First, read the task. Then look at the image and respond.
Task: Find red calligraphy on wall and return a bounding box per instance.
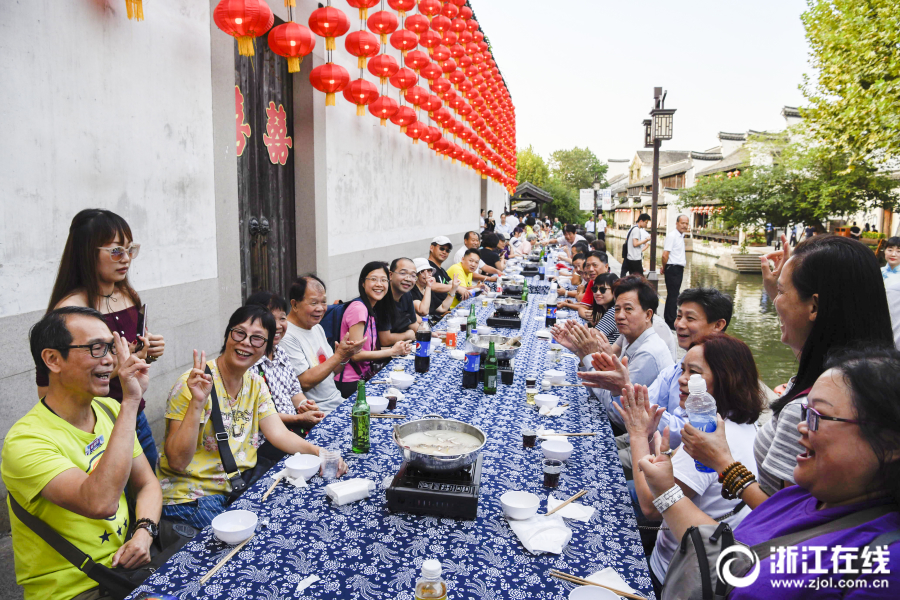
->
[262,102,292,165]
[235,86,251,157]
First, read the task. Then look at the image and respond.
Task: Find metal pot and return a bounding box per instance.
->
[465,334,522,360]
[393,415,487,472]
[492,298,526,314]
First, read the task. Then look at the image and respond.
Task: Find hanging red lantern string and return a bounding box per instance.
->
[440,2,458,19]
[459,5,472,20]
[308,4,350,51]
[459,29,473,44]
[369,95,400,125]
[309,62,350,105]
[346,0,380,20]
[449,17,466,33]
[417,0,441,20]
[467,20,479,33]
[268,20,316,72]
[367,10,399,44]
[390,105,417,132]
[390,28,418,57]
[125,0,144,21]
[345,30,380,68]
[214,0,274,57]
[368,53,400,84]
[387,0,416,18]
[343,78,380,116]
[449,43,465,59]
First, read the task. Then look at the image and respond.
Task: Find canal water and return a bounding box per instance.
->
[603,236,797,389]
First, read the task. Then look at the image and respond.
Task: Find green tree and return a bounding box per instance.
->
[801,0,900,162]
[676,133,896,229]
[548,147,607,191]
[542,177,586,224]
[516,145,550,188]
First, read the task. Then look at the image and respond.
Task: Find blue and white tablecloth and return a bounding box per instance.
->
[130,287,653,600]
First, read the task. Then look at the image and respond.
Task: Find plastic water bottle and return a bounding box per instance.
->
[415,559,447,599]
[684,374,717,472]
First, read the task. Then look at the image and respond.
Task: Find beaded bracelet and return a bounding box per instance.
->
[719,462,741,482]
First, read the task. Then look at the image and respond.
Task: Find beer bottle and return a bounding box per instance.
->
[351,380,370,453]
[466,306,477,337]
[521,279,528,303]
[484,341,498,395]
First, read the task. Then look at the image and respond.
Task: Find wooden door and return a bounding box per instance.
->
[235,17,297,302]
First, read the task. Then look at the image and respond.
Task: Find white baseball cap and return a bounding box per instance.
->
[431,236,452,247]
[413,258,432,273]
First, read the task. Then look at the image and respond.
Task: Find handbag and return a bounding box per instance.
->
[661,504,898,600]
[205,365,280,505]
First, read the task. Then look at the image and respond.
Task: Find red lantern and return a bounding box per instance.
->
[420,62,443,84]
[389,67,418,90]
[440,3,459,19]
[417,0,441,19]
[422,94,443,116]
[448,69,466,87]
[404,85,429,107]
[367,53,400,84]
[449,17,466,33]
[404,50,430,73]
[214,0,274,57]
[389,29,419,56]
[467,19,479,32]
[430,77,452,95]
[460,6,472,20]
[387,0,416,18]
[405,13,430,34]
[406,120,426,143]
[449,43,465,59]
[267,21,315,72]
[369,95,400,125]
[345,30,380,68]
[442,30,458,46]
[346,0,380,20]
[458,55,472,69]
[343,78,379,116]
[390,105,417,132]
[418,29,442,53]
[367,10,399,44]
[440,58,457,74]
[421,125,442,147]
[430,15,451,35]
[432,45,451,64]
[308,6,350,51]
[459,30,473,44]
[309,62,350,106]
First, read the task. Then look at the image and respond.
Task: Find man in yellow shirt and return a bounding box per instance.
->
[445,249,483,308]
[2,307,161,600]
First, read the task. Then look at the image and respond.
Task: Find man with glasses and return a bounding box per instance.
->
[378,258,421,346]
[2,307,162,600]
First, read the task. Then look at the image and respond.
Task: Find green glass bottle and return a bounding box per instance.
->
[351,380,370,453]
[484,341,498,395]
[466,306,477,338]
[521,279,528,303]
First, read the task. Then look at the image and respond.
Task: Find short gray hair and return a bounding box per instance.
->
[677,214,689,223]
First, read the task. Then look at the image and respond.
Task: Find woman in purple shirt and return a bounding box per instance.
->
[635,346,900,598]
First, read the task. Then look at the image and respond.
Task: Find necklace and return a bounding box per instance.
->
[100,290,118,313]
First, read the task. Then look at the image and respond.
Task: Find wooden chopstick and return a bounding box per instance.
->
[260,474,283,502]
[371,414,406,419]
[550,570,644,600]
[553,382,585,387]
[547,432,596,437]
[545,490,587,516]
[199,535,254,584]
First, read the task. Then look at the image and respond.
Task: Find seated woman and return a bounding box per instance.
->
[590,272,619,344]
[158,305,346,529]
[337,261,412,398]
[410,258,460,320]
[638,347,900,598]
[246,291,326,458]
[616,333,765,590]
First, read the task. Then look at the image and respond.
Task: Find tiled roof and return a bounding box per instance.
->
[695,147,749,176]
[782,106,801,118]
[512,181,553,203]
[718,132,747,142]
[691,151,723,161]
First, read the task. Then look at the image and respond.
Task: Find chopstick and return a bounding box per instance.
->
[553,382,585,387]
[550,570,644,600]
[371,414,406,419]
[546,432,596,437]
[260,474,283,502]
[199,535,255,584]
[545,489,588,516]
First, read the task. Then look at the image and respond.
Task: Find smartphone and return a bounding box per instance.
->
[134,304,148,351]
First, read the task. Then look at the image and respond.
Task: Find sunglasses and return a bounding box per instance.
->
[98,244,141,262]
[800,402,862,432]
[593,286,608,295]
[437,245,452,252]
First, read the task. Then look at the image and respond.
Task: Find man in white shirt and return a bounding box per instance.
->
[597,216,607,241]
[621,213,651,276]
[495,213,511,238]
[506,212,519,231]
[661,214,689,329]
[280,275,365,414]
[584,219,595,234]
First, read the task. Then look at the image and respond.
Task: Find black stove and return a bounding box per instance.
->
[487,309,522,328]
[386,454,483,520]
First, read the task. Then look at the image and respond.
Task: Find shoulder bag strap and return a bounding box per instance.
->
[623,227,636,258]
[751,504,897,561]
[204,365,247,496]
[8,492,98,574]
[96,400,117,424]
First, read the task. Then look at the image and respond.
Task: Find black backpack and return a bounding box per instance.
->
[622,226,637,260]
[320,297,363,350]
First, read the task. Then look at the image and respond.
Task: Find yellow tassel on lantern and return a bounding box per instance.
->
[285,0,295,6]
[413,139,419,144]
[481,173,487,179]
[380,33,388,44]
[357,105,366,116]
[287,56,303,73]
[399,10,407,18]
[125,0,144,21]
[380,118,388,126]
[401,125,408,133]
[358,56,367,69]
[326,37,336,51]
[379,76,389,85]
[326,93,336,106]
[237,36,255,56]
[360,8,369,20]
[428,47,434,56]
[428,143,434,149]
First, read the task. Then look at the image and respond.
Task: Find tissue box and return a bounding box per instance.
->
[324,478,376,506]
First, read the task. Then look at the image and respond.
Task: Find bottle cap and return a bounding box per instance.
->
[421,559,442,578]
[688,374,707,394]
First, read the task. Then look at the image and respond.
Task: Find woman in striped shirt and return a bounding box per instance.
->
[591,273,620,345]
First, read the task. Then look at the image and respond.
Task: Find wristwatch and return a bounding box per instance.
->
[134,518,159,539]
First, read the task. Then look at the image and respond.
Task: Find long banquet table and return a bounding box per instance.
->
[130,280,654,599]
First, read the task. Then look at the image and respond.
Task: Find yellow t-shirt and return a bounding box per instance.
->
[158,360,277,505]
[1,397,142,600]
[445,263,474,308]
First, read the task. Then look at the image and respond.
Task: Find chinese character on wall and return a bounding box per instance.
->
[263,101,292,166]
[235,86,251,157]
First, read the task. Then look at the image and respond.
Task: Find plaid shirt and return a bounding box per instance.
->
[253,346,302,415]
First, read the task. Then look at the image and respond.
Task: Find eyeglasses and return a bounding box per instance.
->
[593,286,608,294]
[97,244,141,262]
[229,328,268,348]
[365,277,389,285]
[436,245,452,252]
[800,403,862,432]
[393,270,417,280]
[58,342,117,358]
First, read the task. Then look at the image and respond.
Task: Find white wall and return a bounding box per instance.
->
[0,0,218,318]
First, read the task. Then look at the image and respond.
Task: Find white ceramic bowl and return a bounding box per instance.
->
[285,454,322,480]
[500,490,540,520]
[486,291,499,298]
[542,439,574,461]
[456,308,469,317]
[211,509,258,544]
[476,325,492,335]
[545,369,566,384]
[367,396,389,414]
[535,393,560,410]
[391,372,415,390]
[569,586,618,600]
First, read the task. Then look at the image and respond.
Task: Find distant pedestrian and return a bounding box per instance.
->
[597,214,607,241]
[850,221,861,240]
[765,222,775,246]
[789,225,798,247]
[661,215,689,329]
[804,224,816,240]
[621,213,651,276]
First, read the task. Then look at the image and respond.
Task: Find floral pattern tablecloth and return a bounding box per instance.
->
[130,284,653,600]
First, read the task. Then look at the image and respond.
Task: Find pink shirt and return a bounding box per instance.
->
[339,300,377,383]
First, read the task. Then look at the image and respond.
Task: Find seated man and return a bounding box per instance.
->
[378,257,420,346]
[541,224,586,263]
[446,250,483,308]
[429,236,472,305]
[3,307,161,600]
[453,231,499,284]
[558,253,586,299]
[559,251,608,319]
[479,233,507,273]
[159,305,347,529]
[278,275,364,414]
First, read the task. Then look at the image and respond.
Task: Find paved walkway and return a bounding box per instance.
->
[0,535,24,600]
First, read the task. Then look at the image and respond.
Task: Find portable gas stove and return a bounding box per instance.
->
[486,308,522,328]
[385,454,483,520]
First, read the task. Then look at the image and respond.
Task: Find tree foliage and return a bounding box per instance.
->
[541,178,585,224]
[548,147,607,191]
[801,0,900,162]
[676,133,896,229]
[515,145,550,188]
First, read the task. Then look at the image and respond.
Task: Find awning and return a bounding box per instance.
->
[511,200,536,212]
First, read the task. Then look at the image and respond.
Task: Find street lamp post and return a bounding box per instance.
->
[643,87,676,292]
[592,176,601,235]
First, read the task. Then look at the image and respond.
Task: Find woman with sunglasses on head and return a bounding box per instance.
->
[637,347,900,598]
[158,305,346,529]
[590,272,620,344]
[336,262,412,398]
[41,208,165,470]
[680,235,893,511]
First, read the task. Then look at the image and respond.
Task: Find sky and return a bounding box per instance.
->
[471,0,812,163]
